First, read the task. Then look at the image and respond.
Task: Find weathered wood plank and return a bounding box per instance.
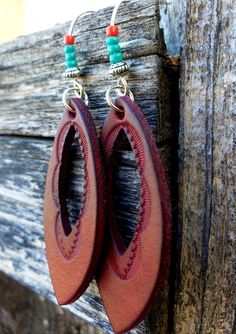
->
[0,55,173,143]
[176,0,236,333]
[159,0,186,55]
[0,0,179,332]
[0,0,172,143]
[0,135,173,333]
[0,272,102,334]
[0,136,120,333]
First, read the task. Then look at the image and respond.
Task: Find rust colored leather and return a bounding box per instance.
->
[97,96,171,333]
[44,98,105,305]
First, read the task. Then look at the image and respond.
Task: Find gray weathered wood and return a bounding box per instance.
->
[0,0,177,333]
[175,0,236,333]
[0,272,102,334]
[159,0,186,55]
[0,135,173,334]
[0,0,170,142]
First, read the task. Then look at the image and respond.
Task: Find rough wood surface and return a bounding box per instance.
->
[0,135,173,333]
[0,272,101,334]
[159,0,186,55]
[0,0,178,333]
[176,0,236,333]
[0,0,171,141]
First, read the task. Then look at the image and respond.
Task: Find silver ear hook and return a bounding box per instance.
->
[62,11,95,111]
[64,11,95,79]
[110,1,123,25]
[68,11,95,35]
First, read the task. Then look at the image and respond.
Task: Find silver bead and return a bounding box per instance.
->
[63,67,81,79]
[109,62,130,76]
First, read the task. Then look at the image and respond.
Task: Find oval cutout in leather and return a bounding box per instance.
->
[58,125,84,235]
[110,129,141,249]
[60,126,85,231]
[97,96,171,333]
[44,98,105,305]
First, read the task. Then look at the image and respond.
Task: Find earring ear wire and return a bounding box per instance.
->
[105,2,133,110]
[110,0,123,26]
[63,11,95,79]
[62,11,95,110]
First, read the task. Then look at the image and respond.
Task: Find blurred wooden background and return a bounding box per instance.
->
[0,274,102,334]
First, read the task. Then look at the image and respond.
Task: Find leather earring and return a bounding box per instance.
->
[97,4,171,333]
[44,12,105,305]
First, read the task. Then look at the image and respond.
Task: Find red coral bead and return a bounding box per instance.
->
[106,25,119,37]
[64,35,74,45]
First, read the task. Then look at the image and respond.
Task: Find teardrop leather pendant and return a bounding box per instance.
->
[44,98,105,305]
[97,96,171,333]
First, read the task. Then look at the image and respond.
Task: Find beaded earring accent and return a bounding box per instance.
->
[106,23,130,76]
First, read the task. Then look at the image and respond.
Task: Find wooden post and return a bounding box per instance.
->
[175,1,236,333]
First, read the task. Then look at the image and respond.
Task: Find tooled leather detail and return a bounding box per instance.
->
[52,121,89,260]
[106,123,152,280]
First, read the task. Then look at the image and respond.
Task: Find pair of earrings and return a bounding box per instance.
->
[44,4,171,334]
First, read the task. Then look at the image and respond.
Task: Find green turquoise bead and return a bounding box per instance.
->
[109,53,123,64]
[64,45,75,53]
[108,44,121,55]
[65,52,76,61]
[65,59,78,68]
[106,37,119,45]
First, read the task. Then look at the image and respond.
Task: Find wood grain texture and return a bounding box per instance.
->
[0,0,171,142]
[0,135,173,334]
[159,0,186,55]
[0,136,115,333]
[0,0,178,333]
[176,0,236,333]
[0,272,102,334]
